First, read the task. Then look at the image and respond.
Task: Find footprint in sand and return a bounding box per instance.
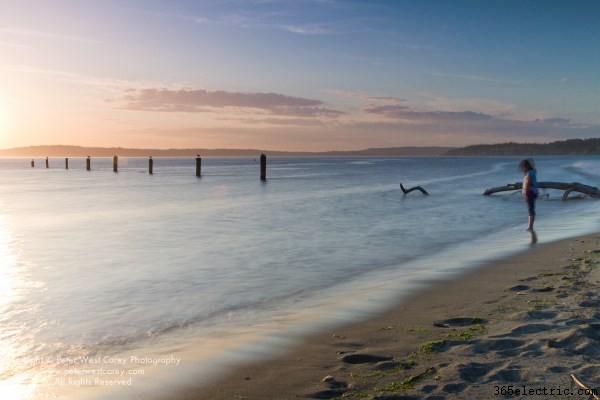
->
[472,338,527,357]
[305,388,347,399]
[340,353,394,364]
[488,323,554,340]
[489,366,526,383]
[579,299,600,307]
[574,365,600,379]
[533,286,554,292]
[521,276,538,282]
[527,310,557,319]
[508,323,554,335]
[548,365,569,373]
[508,284,530,291]
[547,328,600,357]
[306,378,349,399]
[458,361,501,382]
[442,382,469,393]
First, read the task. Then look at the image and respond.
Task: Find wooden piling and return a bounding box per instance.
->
[31,159,34,168]
[260,154,266,181]
[86,156,91,171]
[113,155,118,173]
[45,157,49,169]
[149,156,153,175]
[65,158,69,170]
[196,156,201,177]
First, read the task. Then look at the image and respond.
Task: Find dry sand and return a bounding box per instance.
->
[159,233,600,400]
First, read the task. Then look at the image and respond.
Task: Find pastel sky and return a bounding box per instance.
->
[1,0,599,151]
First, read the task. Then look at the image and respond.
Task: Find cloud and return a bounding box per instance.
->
[147,2,370,36]
[222,117,327,127]
[352,95,598,145]
[325,89,404,104]
[0,28,97,43]
[149,8,288,31]
[279,24,332,34]
[0,40,31,49]
[539,117,571,125]
[3,66,148,91]
[96,97,600,151]
[335,117,600,148]
[365,96,404,103]
[112,88,344,117]
[429,71,522,85]
[321,89,597,145]
[364,105,493,122]
[6,65,80,79]
[419,94,516,116]
[359,95,573,128]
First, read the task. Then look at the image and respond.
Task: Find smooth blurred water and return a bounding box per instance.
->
[0,156,598,398]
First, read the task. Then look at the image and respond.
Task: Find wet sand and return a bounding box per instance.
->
[156,233,600,400]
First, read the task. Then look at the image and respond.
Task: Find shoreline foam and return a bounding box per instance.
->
[152,233,600,400]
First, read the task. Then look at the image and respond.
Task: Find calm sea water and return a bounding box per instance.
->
[0,156,598,398]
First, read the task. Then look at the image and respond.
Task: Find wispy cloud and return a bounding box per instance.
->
[358,94,589,137]
[278,23,333,34]
[225,116,327,127]
[1,28,98,43]
[5,65,81,79]
[364,105,493,122]
[0,40,31,49]
[275,17,373,35]
[147,2,369,35]
[419,93,516,116]
[3,66,131,89]
[112,88,344,117]
[326,89,404,104]
[149,8,288,31]
[430,71,522,85]
[3,66,186,93]
[538,117,571,125]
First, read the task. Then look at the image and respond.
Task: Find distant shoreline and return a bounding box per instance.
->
[0,145,452,158]
[1,138,599,157]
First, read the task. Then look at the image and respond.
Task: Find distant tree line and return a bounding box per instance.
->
[444,138,600,156]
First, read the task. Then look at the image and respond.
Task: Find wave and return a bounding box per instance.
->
[566,160,600,179]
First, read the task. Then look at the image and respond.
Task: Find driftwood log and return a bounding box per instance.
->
[400,183,429,195]
[570,374,600,400]
[483,181,600,200]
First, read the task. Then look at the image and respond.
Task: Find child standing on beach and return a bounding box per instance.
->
[519,159,538,231]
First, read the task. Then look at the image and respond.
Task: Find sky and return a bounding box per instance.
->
[0,0,599,151]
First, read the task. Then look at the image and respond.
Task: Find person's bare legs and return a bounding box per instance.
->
[527,216,535,231]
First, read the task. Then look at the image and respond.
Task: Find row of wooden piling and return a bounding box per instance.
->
[32,154,268,180]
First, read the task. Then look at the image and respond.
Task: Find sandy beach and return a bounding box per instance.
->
[154,233,600,400]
